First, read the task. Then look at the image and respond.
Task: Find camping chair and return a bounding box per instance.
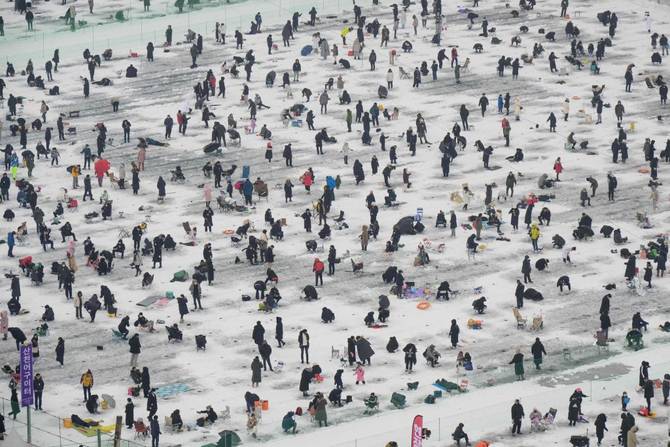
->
[512,307,527,329]
[461,58,471,72]
[330,346,341,359]
[134,420,149,439]
[363,396,379,414]
[530,315,543,331]
[399,67,411,79]
[390,392,406,409]
[255,182,269,201]
[626,330,643,350]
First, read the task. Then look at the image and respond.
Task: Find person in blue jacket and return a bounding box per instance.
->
[7,231,15,257]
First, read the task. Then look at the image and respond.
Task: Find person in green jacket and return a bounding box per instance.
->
[8,387,20,419]
[282,411,297,433]
[346,109,353,132]
[510,350,525,380]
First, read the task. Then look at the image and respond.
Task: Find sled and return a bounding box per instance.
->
[638,407,656,418]
[182,222,192,234]
[170,270,189,282]
[112,329,126,339]
[300,45,313,56]
[467,319,482,329]
[433,379,463,393]
[155,383,190,399]
[136,295,163,307]
[416,301,431,310]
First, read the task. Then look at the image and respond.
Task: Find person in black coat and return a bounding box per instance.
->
[252,321,265,346]
[129,333,141,366]
[125,398,135,429]
[568,398,579,426]
[515,280,525,308]
[403,343,417,371]
[321,307,335,323]
[594,413,607,446]
[531,337,546,369]
[141,367,151,397]
[150,415,160,447]
[55,337,65,366]
[643,379,654,411]
[275,316,284,347]
[118,316,130,338]
[299,367,313,396]
[11,276,20,300]
[521,256,532,284]
[9,327,26,351]
[511,399,524,434]
[177,295,189,322]
[600,294,610,314]
[524,203,534,229]
[146,389,157,419]
[625,255,636,281]
[33,373,44,410]
[259,340,273,371]
[157,176,166,201]
[449,319,459,348]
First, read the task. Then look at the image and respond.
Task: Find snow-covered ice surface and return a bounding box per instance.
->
[1,0,670,446]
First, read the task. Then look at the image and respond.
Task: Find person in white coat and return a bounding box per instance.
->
[386,69,394,89]
[341,142,351,165]
[644,12,652,33]
[514,97,522,121]
[562,98,570,121]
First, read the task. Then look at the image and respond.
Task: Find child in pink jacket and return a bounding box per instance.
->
[354,363,365,385]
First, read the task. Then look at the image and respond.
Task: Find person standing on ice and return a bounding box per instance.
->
[531,337,546,369]
[478,93,489,117]
[298,328,310,363]
[313,258,325,286]
[510,350,525,380]
[511,399,524,434]
[448,319,459,348]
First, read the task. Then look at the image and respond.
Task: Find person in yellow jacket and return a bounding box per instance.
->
[71,164,79,189]
[340,26,352,45]
[529,223,540,252]
[80,369,94,402]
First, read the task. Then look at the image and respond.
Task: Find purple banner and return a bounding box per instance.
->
[20,345,33,407]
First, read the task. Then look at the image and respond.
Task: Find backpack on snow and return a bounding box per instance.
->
[295,406,303,416]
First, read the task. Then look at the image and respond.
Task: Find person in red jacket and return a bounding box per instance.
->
[501,117,511,147]
[313,258,324,286]
[553,157,563,180]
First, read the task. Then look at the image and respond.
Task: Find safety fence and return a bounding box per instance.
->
[0,396,144,447]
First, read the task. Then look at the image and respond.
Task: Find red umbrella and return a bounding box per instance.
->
[94,158,111,177]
